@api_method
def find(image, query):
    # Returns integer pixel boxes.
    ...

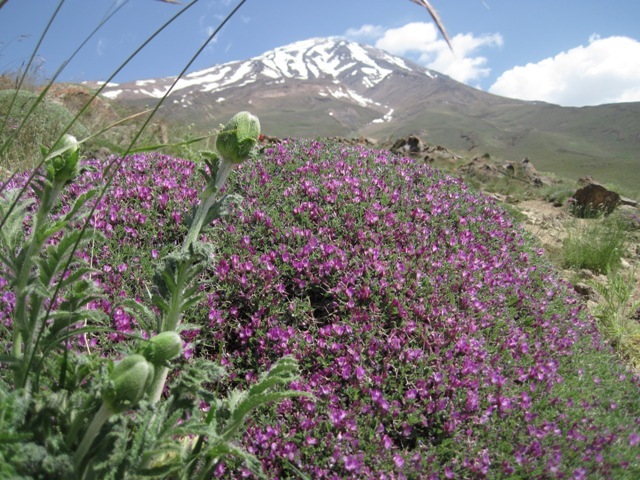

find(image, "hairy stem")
[183,192,218,250]
[12,180,63,387]
[74,402,113,471]
[147,367,170,404]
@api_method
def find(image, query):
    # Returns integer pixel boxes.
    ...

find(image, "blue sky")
[1,0,640,106]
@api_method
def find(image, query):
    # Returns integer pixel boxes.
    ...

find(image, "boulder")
[519,157,556,187]
[390,135,425,155]
[573,282,600,301]
[570,183,621,217]
[457,155,557,187]
[620,196,638,208]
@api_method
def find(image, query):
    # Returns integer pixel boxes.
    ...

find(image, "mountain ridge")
[83,37,640,191]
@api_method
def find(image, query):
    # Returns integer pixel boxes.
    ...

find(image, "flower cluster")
[1,141,638,478]
[204,140,640,478]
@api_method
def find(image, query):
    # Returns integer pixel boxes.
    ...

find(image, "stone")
[390,135,425,155]
[570,183,621,217]
[457,156,502,180]
[574,282,603,302]
[620,196,638,208]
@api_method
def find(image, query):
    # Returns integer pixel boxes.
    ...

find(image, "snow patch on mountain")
[102,89,122,100]
[95,37,435,102]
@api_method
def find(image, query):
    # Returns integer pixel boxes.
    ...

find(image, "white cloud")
[489,36,640,106]
[345,22,503,84]
[344,24,386,42]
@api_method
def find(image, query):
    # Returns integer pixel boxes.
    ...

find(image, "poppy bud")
[141,331,183,366]
[47,134,80,184]
[103,354,154,413]
[215,111,260,164]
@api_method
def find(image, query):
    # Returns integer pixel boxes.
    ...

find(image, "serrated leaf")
[55,266,96,292]
[46,309,107,338]
[62,187,99,222]
[202,442,265,479]
[120,299,159,334]
[151,294,170,316]
[37,230,88,286]
[202,193,243,226]
[38,218,68,242]
[0,354,19,365]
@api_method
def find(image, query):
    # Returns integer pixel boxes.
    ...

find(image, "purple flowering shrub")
[204,141,640,478]
[1,141,638,478]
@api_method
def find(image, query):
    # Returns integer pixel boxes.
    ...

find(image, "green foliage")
[561,216,628,274]
[0,89,89,171]
[73,356,306,479]
[0,100,302,478]
[540,183,575,206]
[591,268,640,366]
[0,157,104,389]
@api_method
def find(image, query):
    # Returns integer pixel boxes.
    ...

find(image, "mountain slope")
[85,37,640,191]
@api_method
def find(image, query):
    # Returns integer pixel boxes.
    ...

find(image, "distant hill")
[83,37,640,191]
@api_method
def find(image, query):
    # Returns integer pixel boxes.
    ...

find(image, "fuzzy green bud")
[215,111,260,164]
[103,354,154,413]
[46,134,80,184]
[141,331,183,366]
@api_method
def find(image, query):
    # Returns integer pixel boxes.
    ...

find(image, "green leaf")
[223,391,307,443]
[0,190,34,258]
[62,187,99,223]
[46,310,107,339]
[201,193,243,226]
[201,442,265,480]
[0,355,19,365]
[151,294,170,317]
[36,229,92,287]
[120,299,160,334]
[54,267,97,294]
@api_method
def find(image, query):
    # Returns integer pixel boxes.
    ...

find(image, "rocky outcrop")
[458,156,503,180]
[422,144,463,164]
[387,135,462,164]
[390,135,424,155]
[457,155,556,187]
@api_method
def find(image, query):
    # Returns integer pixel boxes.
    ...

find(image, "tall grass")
[0,89,89,169]
[562,216,628,274]
[591,268,640,366]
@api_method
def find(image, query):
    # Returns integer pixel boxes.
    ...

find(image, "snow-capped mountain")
[100,38,434,99]
[85,37,534,141]
[79,36,640,183]
[86,37,475,136]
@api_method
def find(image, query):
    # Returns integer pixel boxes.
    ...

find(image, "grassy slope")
[363,101,640,192]
[71,76,640,192]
